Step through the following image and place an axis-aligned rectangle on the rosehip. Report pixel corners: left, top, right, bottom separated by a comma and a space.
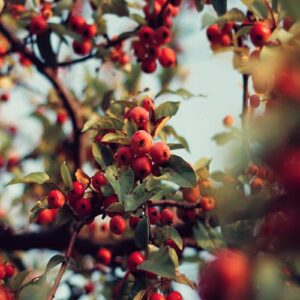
110, 215, 126, 235
97, 248, 112, 265
130, 130, 152, 155
158, 47, 176, 67
132, 156, 152, 179
127, 251, 145, 273
116, 146, 133, 166
250, 22, 272, 47
150, 141, 171, 165
47, 190, 65, 209
91, 171, 107, 191
74, 198, 92, 216
148, 207, 160, 225
160, 208, 174, 225
29, 15, 47, 35
167, 291, 183, 300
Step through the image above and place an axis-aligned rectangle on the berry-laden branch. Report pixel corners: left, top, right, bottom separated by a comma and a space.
0, 21, 85, 169
148, 199, 202, 209
47, 222, 84, 300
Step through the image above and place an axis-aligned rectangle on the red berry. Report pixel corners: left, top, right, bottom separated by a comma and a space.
150, 141, 171, 165
155, 26, 172, 45
132, 156, 152, 179
74, 198, 92, 216
222, 22, 234, 34
72, 40, 92, 56
220, 34, 231, 46
56, 111, 67, 125
115, 146, 133, 166
118, 52, 130, 65
133, 40, 147, 61
4, 263, 15, 278
127, 251, 145, 273
47, 190, 65, 209
146, 45, 160, 60
129, 216, 140, 230
223, 115, 234, 127
109, 215, 126, 235
0, 265, 5, 280
206, 24, 222, 44
250, 177, 264, 193
84, 282, 94, 294
72, 181, 85, 197
158, 48, 176, 68
37, 208, 55, 225
141, 58, 157, 73
127, 107, 149, 128
250, 22, 272, 47
148, 207, 160, 225
68, 15, 86, 34
167, 291, 183, 300
97, 248, 112, 265
200, 196, 215, 211
91, 171, 107, 191
150, 293, 166, 300
138, 26, 155, 44
249, 94, 260, 108
29, 15, 47, 35
141, 96, 155, 111
0, 93, 9, 102
82, 23, 97, 38
160, 208, 174, 225
130, 130, 152, 155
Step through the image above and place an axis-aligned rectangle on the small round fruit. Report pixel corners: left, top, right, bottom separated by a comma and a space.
116, 146, 133, 166
220, 34, 231, 46
84, 282, 94, 294
127, 107, 149, 127
47, 190, 65, 209
74, 198, 92, 216
82, 23, 97, 38
250, 22, 272, 47
72, 181, 85, 198
91, 171, 107, 191
148, 207, 160, 225
68, 15, 85, 34
97, 248, 112, 265
158, 47, 176, 67
182, 186, 200, 203
206, 24, 222, 44
249, 94, 260, 108
0, 93, 9, 102
160, 208, 174, 225
130, 130, 152, 155
36, 208, 55, 225
72, 39, 92, 55
150, 293, 166, 300
141, 58, 157, 73
200, 196, 215, 211
127, 251, 145, 273
0, 265, 5, 280
248, 164, 259, 176
250, 177, 264, 193
0, 284, 14, 300
138, 26, 154, 44
29, 15, 47, 35
56, 111, 67, 125
110, 215, 126, 235
132, 156, 152, 179
4, 263, 15, 278
167, 291, 183, 300
141, 96, 155, 111
155, 26, 172, 45
150, 141, 171, 165
223, 115, 234, 127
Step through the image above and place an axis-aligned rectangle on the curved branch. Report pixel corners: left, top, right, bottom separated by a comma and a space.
148, 199, 202, 209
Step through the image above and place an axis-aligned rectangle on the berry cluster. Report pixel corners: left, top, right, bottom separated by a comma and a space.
132, 0, 181, 73
206, 22, 234, 49
0, 262, 15, 280
150, 291, 183, 300
110, 36, 130, 67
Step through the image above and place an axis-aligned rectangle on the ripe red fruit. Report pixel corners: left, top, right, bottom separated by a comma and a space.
0, 285, 14, 300
127, 107, 149, 127
37, 208, 55, 225
56, 111, 67, 125
146, 45, 160, 60
198, 249, 250, 300
249, 94, 260, 108
133, 40, 147, 60
0, 265, 6, 280
130, 130, 152, 155
138, 26, 155, 44
150, 141, 171, 165
148, 207, 160, 225
29, 15, 47, 35
150, 293, 166, 300
74, 198, 92, 216
200, 196, 215, 211
129, 216, 140, 230
72, 181, 85, 198
68, 15, 86, 34
116, 146, 133, 166
72, 40, 92, 56
97, 248, 112, 265
182, 186, 200, 203
250, 177, 264, 193
84, 282, 94, 294
127, 251, 145, 273
132, 156, 152, 179
47, 190, 65, 209
155, 26, 172, 45
4, 263, 15, 278
167, 291, 183, 300
220, 34, 231, 46
248, 164, 259, 176
158, 47, 176, 67
160, 208, 174, 225
141, 96, 155, 111
250, 22, 272, 47
91, 171, 107, 191
223, 115, 234, 127
141, 58, 157, 73
82, 23, 97, 38
206, 24, 222, 44
0, 93, 9, 102
110, 215, 126, 235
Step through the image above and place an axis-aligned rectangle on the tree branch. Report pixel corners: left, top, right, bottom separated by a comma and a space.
148, 199, 202, 209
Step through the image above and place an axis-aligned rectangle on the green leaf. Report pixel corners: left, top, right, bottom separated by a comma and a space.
45, 255, 65, 273
161, 155, 197, 188
92, 143, 113, 169
60, 162, 73, 191
212, 0, 227, 16
168, 143, 186, 150
218, 8, 245, 27
155, 101, 180, 120
212, 130, 240, 145
280, 0, 300, 20
102, 0, 129, 16
135, 218, 149, 249
8, 270, 30, 292
55, 206, 73, 226
130, 13, 146, 25
101, 132, 130, 145
82, 116, 124, 132
194, 0, 204, 12
106, 202, 125, 213
193, 222, 225, 252
120, 167, 135, 195
195, 157, 211, 170
211, 170, 225, 182
161, 125, 190, 151
201, 13, 218, 28
156, 88, 205, 100
18, 285, 48, 300
138, 248, 176, 278
6, 172, 50, 186
174, 274, 196, 289
154, 225, 183, 250
242, 0, 268, 19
